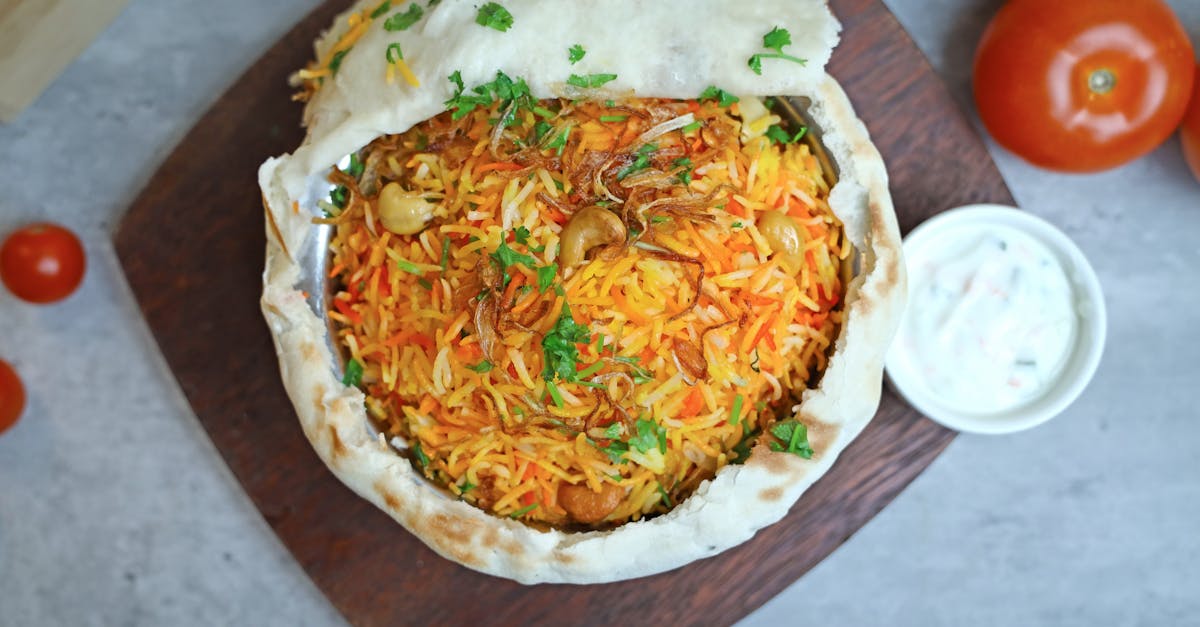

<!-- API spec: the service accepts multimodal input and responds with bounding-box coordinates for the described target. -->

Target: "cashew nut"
[559,206,626,267]
[757,210,804,273]
[377,182,434,235]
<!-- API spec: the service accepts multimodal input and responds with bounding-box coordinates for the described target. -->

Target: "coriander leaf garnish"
[765,123,808,145]
[748,26,807,75]
[489,237,537,287]
[386,43,404,64]
[466,360,494,373]
[476,2,514,31]
[412,440,430,467]
[541,301,591,382]
[566,73,617,88]
[673,156,694,185]
[384,3,424,30]
[568,44,586,64]
[698,85,739,108]
[616,142,657,180]
[629,417,667,454]
[346,153,364,178]
[544,125,572,156]
[601,439,629,464]
[329,49,350,76]
[768,419,814,458]
[513,225,532,245]
[680,120,703,134]
[536,263,558,292]
[371,1,392,18]
[342,358,364,387]
[602,423,622,439]
[444,70,534,120]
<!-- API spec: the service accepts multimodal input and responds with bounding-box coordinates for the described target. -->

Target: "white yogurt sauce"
[897,224,1077,413]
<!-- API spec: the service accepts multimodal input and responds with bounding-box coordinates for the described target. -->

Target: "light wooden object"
[0,0,130,122]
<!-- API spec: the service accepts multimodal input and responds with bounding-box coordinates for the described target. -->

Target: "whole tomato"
[1182,65,1200,182]
[974,0,1194,173]
[0,359,24,435]
[0,223,86,304]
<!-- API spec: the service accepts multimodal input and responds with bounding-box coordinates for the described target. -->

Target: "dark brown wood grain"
[114,1,1013,625]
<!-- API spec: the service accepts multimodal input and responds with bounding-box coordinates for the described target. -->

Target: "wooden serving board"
[115,1,1013,625]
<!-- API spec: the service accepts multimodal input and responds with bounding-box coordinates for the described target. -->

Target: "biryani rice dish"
[319,91,847,527]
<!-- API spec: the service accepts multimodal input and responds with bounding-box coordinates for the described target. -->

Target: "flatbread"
[260,0,904,584]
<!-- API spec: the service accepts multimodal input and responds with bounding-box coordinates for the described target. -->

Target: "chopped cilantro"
[513,225,532,245]
[445,70,534,120]
[729,430,758,464]
[383,3,423,30]
[748,26,808,75]
[329,49,349,75]
[729,393,744,425]
[732,221,743,228]
[371,1,392,18]
[629,417,667,454]
[329,186,348,209]
[765,123,808,145]
[459,480,475,494]
[545,125,571,156]
[415,132,429,150]
[531,119,553,143]
[466,360,493,373]
[566,73,617,88]
[541,301,591,382]
[680,120,703,134]
[763,25,792,51]
[602,423,622,439]
[699,86,739,107]
[599,114,628,123]
[650,215,670,224]
[346,153,364,179]
[673,156,694,185]
[342,358,363,387]
[769,419,814,458]
[568,44,586,64]
[476,2,514,31]
[386,43,404,64]
[395,258,423,275]
[657,483,672,507]
[537,263,558,292]
[600,439,629,464]
[617,142,657,180]
[490,238,537,286]
[412,441,430,467]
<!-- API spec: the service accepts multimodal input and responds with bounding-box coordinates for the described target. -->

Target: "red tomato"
[1182,65,1200,183]
[0,359,24,435]
[973,0,1195,173]
[0,223,86,303]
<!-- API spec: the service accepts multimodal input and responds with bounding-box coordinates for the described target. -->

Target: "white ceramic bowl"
[884,204,1107,434]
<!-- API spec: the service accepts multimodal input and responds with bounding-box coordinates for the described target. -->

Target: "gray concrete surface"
[1,1,1197,625]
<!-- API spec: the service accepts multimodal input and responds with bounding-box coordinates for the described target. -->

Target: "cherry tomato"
[0,223,86,303]
[0,359,24,435]
[973,0,1194,173]
[1181,65,1200,183]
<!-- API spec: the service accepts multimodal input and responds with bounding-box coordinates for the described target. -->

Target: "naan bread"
[260,0,904,584]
